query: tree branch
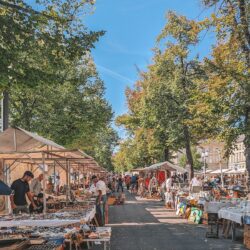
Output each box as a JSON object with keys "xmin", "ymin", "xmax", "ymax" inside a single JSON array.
[{"xmin": 0, "ymin": 0, "xmax": 60, "ymax": 21}]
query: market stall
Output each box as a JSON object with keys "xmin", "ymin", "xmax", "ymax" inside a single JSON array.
[
  {"xmin": 0, "ymin": 204, "xmax": 111, "ymax": 249},
  {"xmin": 0, "ymin": 127, "xmax": 111, "ymax": 249},
  {"xmin": 142, "ymin": 161, "xmax": 186, "ymax": 178},
  {"xmin": 217, "ymin": 202, "xmax": 250, "ymax": 244},
  {"xmin": 174, "ymin": 185, "xmax": 250, "ymax": 248},
  {"xmin": 0, "ymin": 127, "xmax": 105, "ymax": 214},
  {"xmin": 140, "ymin": 161, "xmax": 187, "ymax": 197}
]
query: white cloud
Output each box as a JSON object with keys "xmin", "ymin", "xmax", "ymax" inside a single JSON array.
[{"xmin": 97, "ymin": 64, "xmax": 134, "ymax": 84}]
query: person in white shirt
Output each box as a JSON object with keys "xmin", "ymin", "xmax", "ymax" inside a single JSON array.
[
  {"xmin": 30, "ymin": 174, "xmax": 43, "ymax": 196},
  {"xmin": 54, "ymin": 176, "xmax": 61, "ymax": 195},
  {"xmin": 190, "ymin": 176, "xmax": 202, "ymax": 192},
  {"xmin": 190, "ymin": 176, "xmax": 202, "ymax": 187},
  {"xmin": 149, "ymin": 174, "xmax": 158, "ymax": 197},
  {"xmin": 89, "ymin": 182, "xmax": 98, "ymax": 196},
  {"xmin": 165, "ymin": 176, "xmax": 173, "ymax": 192},
  {"xmin": 92, "ymin": 175, "xmax": 107, "ymax": 226},
  {"xmin": 165, "ymin": 175, "xmax": 174, "ymax": 208}
]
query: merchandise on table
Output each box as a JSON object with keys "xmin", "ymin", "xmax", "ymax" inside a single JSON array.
[{"xmin": 188, "ymin": 207, "xmax": 203, "ymax": 224}]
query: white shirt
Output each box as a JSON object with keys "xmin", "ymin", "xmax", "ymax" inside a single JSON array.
[
  {"xmin": 96, "ymin": 180, "xmax": 107, "ymax": 196},
  {"xmin": 165, "ymin": 178, "xmax": 172, "ymax": 189},
  {"xmin": 150, "ymin": 177, "xmax": 157, "ymax": 187},
  {"xmin": 54, "ymin": 178, "xmax": 61, "ymax": 191},
  {"xmin": 30, "ymin": 178, "xmax": 42, "ymax": 196},
  {"xmin": 191, "ymin": 177, "xmax": 201, "ymax": 187},
  {"xmin": 89, "ymin": 183, "xmax": 98, "ymax": 196}
]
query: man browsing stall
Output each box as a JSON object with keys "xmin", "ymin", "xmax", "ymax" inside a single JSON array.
[{"xmin": 10, "ymin": 171, "xmax": 37, "ymax": 214}]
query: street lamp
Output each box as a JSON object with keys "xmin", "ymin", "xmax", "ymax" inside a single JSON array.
[{"xmin": 201, "ymin": 150, "xmax": 209, "ymax": 179}]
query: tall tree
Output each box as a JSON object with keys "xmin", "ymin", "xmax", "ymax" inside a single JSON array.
[
  {"xmin": 191, "ymin": 0, "xmax": 250, "ymax": 185},
  {"xmin": 0, "ymin": 0, "xmax": 117, "ymax": 169},
  {"xmin": 10, "ymin": 56, "xmax": 118, "ymax": 169},
  {"xmin": 116, "ymin": 12, "xmax": 205, "ymax": 177}
]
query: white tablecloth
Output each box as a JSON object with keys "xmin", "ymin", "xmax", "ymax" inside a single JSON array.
[
  {"xmin": 0, "ymin": 206, "xmax": 96, "ymax": 228},
  {"xmin": 0, "ymin": 219, "xmax": 80, "ymax": 227},
  {"xmin": 204, "ymin": 202, "xmax": 233, "ymax": 213},
  {"xmin": 218, "ymin": 208, "xmax": 245, "ymax": 224}
]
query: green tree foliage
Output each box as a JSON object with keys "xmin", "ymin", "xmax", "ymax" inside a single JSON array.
[
  {"xmin": 190, "ymin": 0, "xmax": 250, "ymax": 183},
  {"xmin": 1, "ymin": 0, "xmax": 117, "ymax": 170},
  {"xmin": 115, "ymin": 12, "xmax": 206, "ymax": 176},
  {"xmin": 91, "ymin": 127, "xmax": 119, "ymax": 171},
  {"xmin": 0, "ymin": 0, "xmax": 103, "ymax": 91},
  {"xmin": 10, "ymin": 56, "xmax": 118, "ymax": 170},
  {"xmin": 115, "ymin": 1, "xmax": 249, "ymax": 180}
]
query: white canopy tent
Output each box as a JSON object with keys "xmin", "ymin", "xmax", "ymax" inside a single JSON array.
[
  {"xmin": 226, "ymin": 168, "xmax": 246, "ymax": 174},
  {"xmin": 210, "ymin": 169, "xmax": 230, "ymax": 174},
  {"xmin": 194, "ymin": 169, "xmax": 214, "ymax": 175},
  {"xmin": 142, "ymin": 161, "xmax": 186, "ymax": 174}
]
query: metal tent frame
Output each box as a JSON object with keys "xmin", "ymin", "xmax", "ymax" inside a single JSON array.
[{"xmin": 0, "ymin": 127, "xmax": 106, "ymax": 214}]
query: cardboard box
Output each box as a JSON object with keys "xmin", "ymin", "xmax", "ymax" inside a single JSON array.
[{"xmin": 107, "ymin": 197, "xmax": 116, "ymax": 205}]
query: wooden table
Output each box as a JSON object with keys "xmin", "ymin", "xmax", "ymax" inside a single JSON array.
[{"xmin": 65, "ymin": 227, "xmax": 111, "ymax": 250}]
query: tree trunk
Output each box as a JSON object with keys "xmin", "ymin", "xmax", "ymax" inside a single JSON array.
[
  {"xmin": 238, "ymin": 0, "xmax": 250, "ymax": 65},
  {"xmin": 246, "ymin": 146, "xmax": 250, "ymax": 192},
  {"xmin": 2, "ymin": 91, "xmax": 9, "ymax": 131},
  {"xmin": 183, "ymin": 126, "xmax": 194, "ymax": 179},
  {"xmin": 245, "ymin": 107, "xmax": 250, "ymax": 192},
  {"xmin": 164, "ymin": 147, "xmax": 169, "ymax": 161}
]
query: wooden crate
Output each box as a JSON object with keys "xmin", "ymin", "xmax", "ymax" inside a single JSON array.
[
  {"xmin": 244, "ymin": 226, "xmax": 250, "ymax": 249},
  {"xmin": 0, "ymin": 239, "xmax": 29, "ymax": 250},
  {"xmin": 202, "ymin": 212, "xmax": 208, "ymax": 225},
  {"xmin": 244, "ymin": 235, "xmax": 250, "ymax": 249},
  {"xmin": 245, "ymin": 225, "xmax": 250, "ymax": 238}
]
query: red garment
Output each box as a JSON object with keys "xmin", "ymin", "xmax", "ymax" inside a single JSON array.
[
  {"xmin": 157, "ymin": 171, "xmax": 166, "ymax": 184},
  {"xmin": 145, "ymin": 178, "xmax": 150, "ymax": 188},
  {"xmin": 125, "ymin": 176, "xmax": 131, "ymax": 184}
]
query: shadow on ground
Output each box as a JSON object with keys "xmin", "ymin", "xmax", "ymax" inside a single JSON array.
[{"xmin": 93, "ymin": 191, "xmax": 246, "ymax": 250}]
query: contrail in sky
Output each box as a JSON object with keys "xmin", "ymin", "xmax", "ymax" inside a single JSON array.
[{"xmin": 96, "ymin": 64, "xmax": 134, "ymax": 84}]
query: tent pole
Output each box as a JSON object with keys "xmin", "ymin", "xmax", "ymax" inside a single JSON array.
[
  {"xmin": 78, "ymin": 164, "xmax": 80, "ymax": 187},
  {"xmin": 42, "ymin": 152, "xmax": 47, "ymax": 215},
  {"xmin": 68, "ymin": 160, "xmax": 71, "ymax": 199},
  {"xmin": 66, "ymin": 160, "xmax": 69, "ymax": 204},
  {"xmin": 3, "ymin": 159, "xmax": 9, "ymax": 214},
  {"xmin": 14, "ymin": 128, "xmax": 17, "ymax": 151},
  {"xmin": 53, "ymin": 160, "xmax": 56, "ymax": 187}
]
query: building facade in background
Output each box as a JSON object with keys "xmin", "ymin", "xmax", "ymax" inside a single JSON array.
[
  {"xmin": 228, "ymin": 135, "xmax": 246, "ymax": 170},
  {"xmin": 198, "ymin": 140, "xmax": 228, "ymax": 170},
  {"xmin": 173, "ymin": 136, "xmax": 246, "ymax": 172}
]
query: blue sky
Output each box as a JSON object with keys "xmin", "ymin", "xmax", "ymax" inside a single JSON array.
[
  {"xmin": 85, "ymin": 0, "xmax": 215, "ymax": 136},
  {"xmin": 29, "ymin": 0, "xmax": 215, "ymax": 137}
]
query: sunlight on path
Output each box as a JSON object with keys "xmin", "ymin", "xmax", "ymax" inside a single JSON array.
[
  {"xmin": 145, "ymin": 206, "xmax": 186, "ymax": 224},
  {"xmin": 107, "ymin": 222, "xmax": 163, "ymax": 226}
]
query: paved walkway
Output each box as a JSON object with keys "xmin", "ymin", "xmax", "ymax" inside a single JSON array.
[{"xmin": 103, "ymin": 191, "xmax": 246, "ymax": 250}]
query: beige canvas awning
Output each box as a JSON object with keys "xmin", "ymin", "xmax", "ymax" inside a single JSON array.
[
  {"xmin": 0, "ymin": 127, "xmax": 106, "ymax": 213},
  {"xmin": 0, "ymin": 127, "xmax": 103, "ymax": 173}
]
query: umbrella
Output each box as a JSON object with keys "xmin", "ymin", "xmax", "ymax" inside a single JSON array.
[{"xmin": 0, "ymin": 180, "xmax": 12, "ymax": 195}]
